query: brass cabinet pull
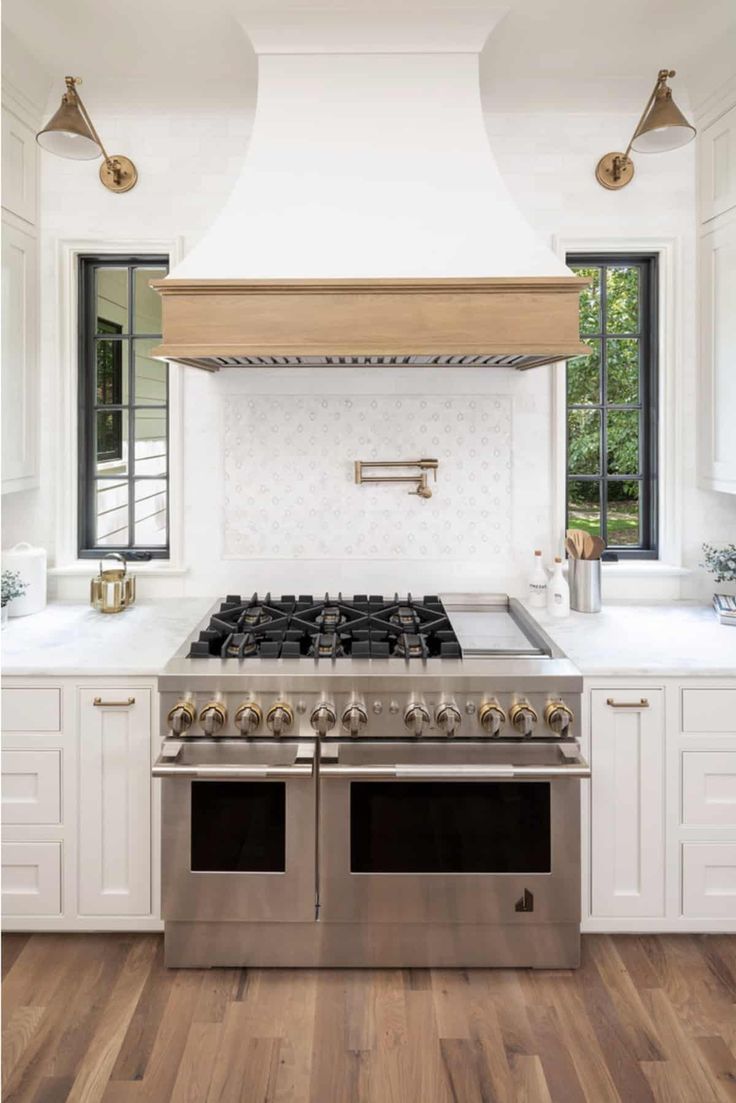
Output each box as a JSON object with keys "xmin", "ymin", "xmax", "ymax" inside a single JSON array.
[
  {"xmin": 93, "ymin": 697, "xmax": 135, "ymax": 707},
  {"xmin": 606, "ymin": 698, "xmax": 649, "ymax": 709}
]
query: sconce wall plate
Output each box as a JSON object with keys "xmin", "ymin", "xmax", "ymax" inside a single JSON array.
[
  {"xmin": 99, "ymin": 155, "xmax": 138, "ymax": 194},
  {"xmin": 595, "ymin": 151, "xmax": 635, "ymax": 191}
]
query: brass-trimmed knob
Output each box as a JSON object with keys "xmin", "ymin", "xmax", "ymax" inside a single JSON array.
[
  {"xmin": 266, "ymin": 702, "xmax": 294, "ymax": 735},
  {"xmin": 478, "ymin": 699, "xmax": 506, "ymax": 737},
  {"xmin": 544, "ymin": 700, "xmax": 574, "ymax": 737},
  {"xmin": 199, "ymin": 700, "xmax": 227, "ymax": 736},
  {"xmin": 404, "ymin": 703, "xmax": 430, "ymax": 737},
  {"xmin": 341, "ymin": 704, "xmax": 368, "ymax": 737},
  {"xmin": 436, "ymin": 702, "xmax": 461, "ymax": 736},
  {"xmin": 234, "ymin": 702, "xmax": 262, "ymax": 736},
  {"xmin": 167, "ymin": 700, "xmax": 196, "ymax": 735},
  {"xmin": 509, "ymin": 700, "xmax": 538, "ymax": 737},
  {"xmin": 311, "ymin": 703, "xmax": 337, "ymax": 735}
]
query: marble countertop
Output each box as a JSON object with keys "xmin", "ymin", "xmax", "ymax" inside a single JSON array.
[
  {"xmin": 524, "ymin": 601, "xmax": 736, "ymax": 677},
  {"xmin": 1, "ymin": 599, "xmax": 214, "ymax": 676}
]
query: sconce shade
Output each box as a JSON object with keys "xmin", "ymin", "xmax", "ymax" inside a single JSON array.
[
  {"xmin": 36, "ymin": 94, "xmax": 101, "ymax": 160},
  {"xmin": 629, "ymin": 85, "xmax": 695, "ymax": 153}
]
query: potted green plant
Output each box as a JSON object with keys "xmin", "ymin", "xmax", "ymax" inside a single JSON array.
[
  {"xmin": 1, "ymin": 569, "xmax": 28, "ymax": 628},
  {"xmin": 702, "ymin": 543, "xmax": 736, "ymax": 625}
]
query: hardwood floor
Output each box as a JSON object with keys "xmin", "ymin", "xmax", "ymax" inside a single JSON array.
[{"xmin": 3, "ymin": 933, "xmax": 736, "ymax": 1102}]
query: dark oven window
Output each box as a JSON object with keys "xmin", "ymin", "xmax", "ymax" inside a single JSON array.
[
  {"xmin": 191, "ymin": 782, "xmax": 286, "ymax": 872},
  {"xmin": 350, "ymin": 781, "xmax": 550, "ymax": 874}
]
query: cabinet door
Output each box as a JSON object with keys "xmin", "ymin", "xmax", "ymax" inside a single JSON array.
[
  {"xmin": 591, "ymin": 689, "xmax": 665, "ymax": 917},
  {"xmin": 1, "ymin": 107, "xmax": 38, "ymax": 224},
  {"xmin": 1, "ymin": 217, "xmax": 38, "ymax": 494},
  {"xmin": 699, "ymin": 104, "xmax": 736, "ymax": 224},
  {"xmin": 699, "ymin": 216, "xmax": 736, "ymax": 494},
  {"xmin": 78, "ymin": 689, "xmax": 151, "ymax": 915}
]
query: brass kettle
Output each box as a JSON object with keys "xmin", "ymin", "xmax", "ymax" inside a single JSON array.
[{"xmin": 90, "ymin": 553, "xmax": 136, "ymax": 614}]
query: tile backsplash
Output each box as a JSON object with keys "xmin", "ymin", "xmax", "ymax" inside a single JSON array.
[{"xmin": 223, "ymin": 394, "xmax": 512, "ymax": 561}]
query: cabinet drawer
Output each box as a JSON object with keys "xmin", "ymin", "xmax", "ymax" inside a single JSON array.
[
  {"xmin": 683, "ymin": 752, "xmax": 736, "ymax": 826},
  {"xmin": 682, "ymin": 843, "xmax": 736, "ymax": 918},
  {"xmin": 2, "ymin": 842, "xmax": 61, "ymax": 915},
  {"xmin": 1, "ymin": 688, "xmax": 61, "ymax": 732},
  {"xmin": 1, "ymin": 750, "xmax": 61, "ymax": 824},
  {"xmin": 682, "ymin": 689, "xmax": 736, "ymax": 733}
]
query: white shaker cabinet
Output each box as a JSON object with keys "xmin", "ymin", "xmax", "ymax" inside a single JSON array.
[
  {"xmin": 78, "ymin": 689, "xmax": 152, "ymax": 916},
  {"xmin": 590, "ymin": 689, "xmax": 665, "ymax": 917},
  {"xmin": 1, "ymin": 677, "xmax": 161, "ymax": 931}
]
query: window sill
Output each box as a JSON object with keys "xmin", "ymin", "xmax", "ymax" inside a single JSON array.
[
  {"xmin": 600, "ymin": 561, "xmax": 690, "ymax": 579},
  {"xmin": 49, "ymin": 562, "xmax": 189, "ymax": 578}
]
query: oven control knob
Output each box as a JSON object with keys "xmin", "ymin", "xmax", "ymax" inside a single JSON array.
[
  {"xmin": 199, "ymin": 701, "xmax": 227, "ymax": 736},
  {"xmin": 545, "ymin": 700, "xmax": 574, "ymax": 737},
  {"xmin": 509, "ymin": 701, "xmax": 538, "ymax": 738},
  {"xmin": 266, "ymin": 702, "xmax": 294, "ymax": 736},
  {"xmin": 404, "ymin": 703, "xmax": 430, "ymax": 737},
  {"xmin": 436, "ymin": 703, "xmax": 462, "ymax": 737},
  {"xmin": 478, "ymin": 700, "xmax": 506, "ymax": 737},
  {"xmin": 234, "ymin": 702, "xmax": 262, "ymax": 736},
  {"xmin": 310, "ymin": 703, "xmax": 337, "ymax": 735},
  {"xmin": 341, "ymin": 704, "xmax": 368, "ymax": 737},
  {"xmin": 167, "ymin": 700, "xmax": 195, "ymax": 735}
]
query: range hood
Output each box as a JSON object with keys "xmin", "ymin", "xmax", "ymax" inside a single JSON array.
[{"xmin": 152, "ymin": 6, "xmax": 588, "ymax": 370}]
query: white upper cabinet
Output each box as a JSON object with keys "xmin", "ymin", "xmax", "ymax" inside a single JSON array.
[
  {"xmin": 698, "ymin": 95, "xmax": 736, "ymax": 495},
  {"xmin": 699, "ymin": 104, "xmax": 736, "ymax": 225},
  {"xmin": 1, "ymin": 107, "xmax": 38, "ymax": 225},
  {"xmin": 1, "ymin": 101, "xmax": 40, "ymax": 496},
  {"xmin": 699, "ymin": 214, "xmax": 736, "ymax": 494}
]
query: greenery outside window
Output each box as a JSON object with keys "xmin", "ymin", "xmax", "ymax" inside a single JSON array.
[
  {"xmin": 78, "ymin": 255, "xmax": 170, "ymax": 558},
  {"xmin": 566, "ymin": 254, "xmax": 658, "ymax": 558}
]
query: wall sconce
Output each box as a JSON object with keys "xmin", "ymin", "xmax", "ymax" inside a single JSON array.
[
  {"xmin": 36, "ymin": 76, "xmax": 138, "ymax": 193},
  {"xmin": 595, "ymin": 69, "xmax": 696, "ymax": 190},
  {"xmin": 355, "ymin": 458, "xmax": 439, "ymax": 499}
]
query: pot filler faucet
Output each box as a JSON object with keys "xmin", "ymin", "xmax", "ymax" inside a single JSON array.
[{"xmin": 354, "ymin": 458, "xmax": 439, "ymax": 499}]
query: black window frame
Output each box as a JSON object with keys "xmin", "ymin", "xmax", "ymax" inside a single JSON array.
[
  {"xmin": 566, "ymin": 252, "xmax": 659, "ymax": 559},
  {"xmin": 78, "ymin": 254, "xmax": 170, "ymax": 560}
]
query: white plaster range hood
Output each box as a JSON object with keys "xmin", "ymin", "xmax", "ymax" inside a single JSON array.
[{"xmin": 152, "ymin": 5, "xmax": 588, "ymax": 370}]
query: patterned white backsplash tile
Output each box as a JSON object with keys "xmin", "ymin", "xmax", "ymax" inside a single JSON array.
[{"xmin": 223, "ymin": 394, "xmax": 512, "ymax": 561}]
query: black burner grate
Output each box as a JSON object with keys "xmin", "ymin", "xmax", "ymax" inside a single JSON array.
[{"xmin": 188, "ymin": 592, "xmax": 461, "ymax": 661}]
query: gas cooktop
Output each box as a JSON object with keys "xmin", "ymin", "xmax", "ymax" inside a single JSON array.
[{"xmin": 188, "ymin": 593, "xmax": 461, "ymax": 660}]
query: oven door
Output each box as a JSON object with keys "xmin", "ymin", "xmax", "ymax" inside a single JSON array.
[
  {"xmin": 319, "ymin": 741, "xmax": 590, "ymax": 926},
  {"xmin": 153, "ymin": 740, "xmax": 316, "ymax": 923}
]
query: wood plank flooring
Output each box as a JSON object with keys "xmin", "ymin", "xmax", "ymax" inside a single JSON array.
[{"xmin": 3, "ymin": 933, "xmax": 736, "ymax": 1103}]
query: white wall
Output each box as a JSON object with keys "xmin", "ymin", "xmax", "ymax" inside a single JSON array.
[{"xmin": 3, "ymin": 44, "xmax": 734, "ymax": 600}]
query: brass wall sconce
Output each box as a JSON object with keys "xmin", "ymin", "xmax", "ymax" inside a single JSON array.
[
  {"xmin": 354, "ymin": 458, "xmax": 439, "ymax": 499},
  {"xmin": 595, "ymin": 69, "xmax": 696, "ymax": 190},
  {"xmin": 36, "ymin": 76, "xmax": 138, "ymax": 193}
]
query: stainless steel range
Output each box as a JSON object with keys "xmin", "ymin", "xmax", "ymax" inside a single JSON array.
[{"xmin": 155, "ymin": 593, "xmax": 588, "ymax": 968}]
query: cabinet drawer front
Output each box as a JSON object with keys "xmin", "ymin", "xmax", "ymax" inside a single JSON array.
[
  {"xmin": 682, "ymin": 689, "xmax": 736, "ymax": 733},
  {"xmin": 1, "ymin": 750, "xmax": 61, "ymax": 824},
  {"xmin": 682, "ymin": 843, "xmax": 736, "ymax": 919},
  {"xmin": 683, "ymin": 752, "xmax": 736, "ymax": 826},
  {"xmin": 2, "ymin": 842, "xmax": 61, "ymax": 915},
  {"xmin": 1, "ymin": 688, "xmax": 61, "ymax": 732}
]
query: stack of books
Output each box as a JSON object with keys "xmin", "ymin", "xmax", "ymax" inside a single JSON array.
[{"xmin": 713, "ymin": 594, "xmax": 736, "ymax": 626}]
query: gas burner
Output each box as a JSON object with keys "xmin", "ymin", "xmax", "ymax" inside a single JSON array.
[
  {"xmin": 389, "ymin": 605, "xmax": 421, "ymax": 631},
  {"xmin": 314, "ymin": 605, "xmax": 346, "ymax": 631},
  {"xmin": 187, "ymin": 593, "xmax": 461, "ymax": 660}
]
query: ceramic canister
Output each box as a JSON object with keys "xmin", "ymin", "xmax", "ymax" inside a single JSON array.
[{"xmin": 2, "ymin": 542, "xmax": 47, "ymax": 616}]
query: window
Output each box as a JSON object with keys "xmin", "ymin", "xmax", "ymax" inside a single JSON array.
[
  {"xmin": 566, "ymin": 254, "xmax": 658, "ymax": 558},
  {"xmin": 78, "ymin": 255, "xmax": 169, "ymax": 558}
]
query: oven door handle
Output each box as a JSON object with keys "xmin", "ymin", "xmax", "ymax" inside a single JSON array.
[
  {"xmin": 151, "ymin": 761, "xmax": 314, "ymax": 779},
  {"xmin": 319, "ymin": 759, "xmax": 590, "ymax": 780}
]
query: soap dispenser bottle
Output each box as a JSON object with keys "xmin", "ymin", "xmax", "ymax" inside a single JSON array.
[
  {"xmin": 546, "ymin": 556, "xmax": 570, "ymax": 618},
  {"xmin": 528, "ymin": 549, "xmax": 548, "ymax": 608}
]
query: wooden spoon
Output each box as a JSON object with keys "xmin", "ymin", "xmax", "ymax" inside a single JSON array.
[
  {"xmin": 587, "ymin": 534, "xmax": 606, "ymax": 560},
  {"xmin": 566, "ymin": 528, "xmax": 586, "ymax": 558},
  {"xmin": 565, "ymin": 537, "xmax": 579, "ymax": 559}
]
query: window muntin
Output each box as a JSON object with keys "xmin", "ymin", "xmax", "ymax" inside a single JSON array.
[
  {"xmin": 566, "ymin": 254, "xmax": 658, "ymax": 558},
  {"xmin": 79, "ymin": 256, "xmax": 169, "ymax": 558}
]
